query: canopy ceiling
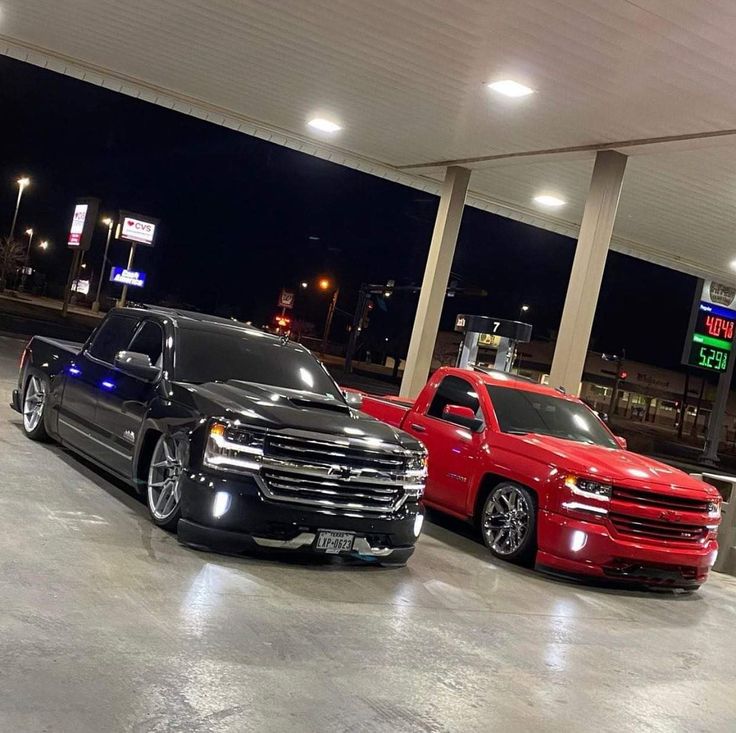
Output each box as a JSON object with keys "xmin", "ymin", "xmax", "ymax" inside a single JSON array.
[{"xmin": 3, "ymin": 0, "xmax": 736, "ymax": 281}]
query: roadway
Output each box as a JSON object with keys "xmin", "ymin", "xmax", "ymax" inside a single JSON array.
[{"xmin": 1, "ymin": 333, "xmax": 735, "ymax": 732}]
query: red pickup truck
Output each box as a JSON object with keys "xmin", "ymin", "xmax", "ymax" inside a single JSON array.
[{"xmin": 356, "ymin": 367, "xmax": 722, "ymax": 589}]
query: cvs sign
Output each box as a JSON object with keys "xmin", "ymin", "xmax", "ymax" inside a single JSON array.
[{"xmin": 117, "ymin": 210, "xmax": 159, "ymax": 247}]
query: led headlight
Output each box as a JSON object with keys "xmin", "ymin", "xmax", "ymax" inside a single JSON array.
[
  {"xmin": 404, "ymin": 450, "xmax": 428, "ymax": 500},
  {"xmin": 564, "ymin": 475, "xmax": 612, "ymax": 501},
  {"xmin": 707, "ymin": 500, "xmax": 721, "ymax": 519},
  {"xmin": 203, "ymin": 421, "xmax": 264, "ymax": 473}
]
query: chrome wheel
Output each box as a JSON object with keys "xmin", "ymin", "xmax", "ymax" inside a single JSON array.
[
  {"xmin": 23, "ymin": 376, "xmax": 47, "ymax": 433},
  {"xmin": 147, "ymin": 435, "xmax": 187, "ymax": 522},
  {"xmin": 482, "ymin": 484, "xmax": 531, "ymax": 556}
]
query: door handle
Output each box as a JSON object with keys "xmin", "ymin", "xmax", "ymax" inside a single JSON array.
[{"xmin": 410, "ymin": 423, "xmax": 426, "ymax": 433}]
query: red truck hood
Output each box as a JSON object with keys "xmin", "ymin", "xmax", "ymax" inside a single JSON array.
[{"xmin": 513, "ymin": 434, "xmax": 718, "ymax": 497}]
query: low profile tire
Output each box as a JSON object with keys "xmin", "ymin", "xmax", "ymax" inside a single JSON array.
[
  {"xmin": 480, "ymin": 481, "xmax": 537, "ymax": 566},
  {"xmin": 22, "ymin": 374, "xmax": 50, "ymax": 442},
  {"xmin": 146, "ymin": 433, "xmax": 188, "ymax": 532}
]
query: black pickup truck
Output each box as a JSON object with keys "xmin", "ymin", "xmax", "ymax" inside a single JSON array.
[{"xmin": 12, "ymin": 306, "xmax": 427, "ymax": 565}]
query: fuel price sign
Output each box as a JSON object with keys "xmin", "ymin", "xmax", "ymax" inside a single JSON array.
[{"xmin": 683, "ymin": 284, "xmax": 736, "ymax": 373}]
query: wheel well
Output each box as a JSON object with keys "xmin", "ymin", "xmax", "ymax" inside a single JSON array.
[
  {"xmin": 135, "ymin": 429, "xmax": 162, "ymax": 493},
  {"xmin": 472, "ymin": 473, "xmax": 538, "ymax": 526}
]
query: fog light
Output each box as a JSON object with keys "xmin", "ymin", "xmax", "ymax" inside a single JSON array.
[
  {"xmin": 212, "ymin": 491, "xmax": 231, "ymax": 518},
  {"xmin": 570, "ymin": 529, "xmax": 587, "ymax": 552},
  {"xmin": 414, "ymin": 513, "xmax": 424, "ymax": 537}
]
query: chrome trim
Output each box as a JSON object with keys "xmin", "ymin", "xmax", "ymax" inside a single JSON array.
[
  {"xmin": 252, "ymin": 532, "xmax": 316, "ymax": 549},
  {"xmin": 352, "ymin": 537, "xmax": 393, "ymax": 556},
  {"xmin": 257, "ymin": 474, "xmax": 405, "ymax": 513},
  {"xmin": 59, "ymin": 418, "xmax": 132, "ymax": 460}
]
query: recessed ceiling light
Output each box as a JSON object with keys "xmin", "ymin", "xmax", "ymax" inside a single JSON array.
[
  {"xmin": 307, "ymin": 118, "xmax": 342, "ymax": 133},
  {"xmin": 534, "ymin": 194, "xmax": 566, "ymax": 207},
  {"xmin": 487, "ymin": 80, "xmax": 534, "ymax": 98},
  {"xmin": 729, "ymin": 259, "xmax": 736, "ymax": 271}
]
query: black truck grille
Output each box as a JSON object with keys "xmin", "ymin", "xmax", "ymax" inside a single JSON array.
[{"xmin": 259, "ymin": 432, "xmax": 424, "ymax": 514}]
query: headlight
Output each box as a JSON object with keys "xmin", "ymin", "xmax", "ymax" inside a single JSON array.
[
  {"xmin": 203, "ymin": 421, "xmax": 264, "ymax": 473},
  {"xmin": 707, "ymin": 500, "xmax": 721, "ymax": 520},
  {"xmin": 404, "ymin": 450, "xmax": 428, "ymax": 500},
  {"xmin": 564, "ymin": 475, "xmax": 612, "ymax": 502}
]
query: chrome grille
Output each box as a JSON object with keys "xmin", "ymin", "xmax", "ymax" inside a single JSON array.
[
  {"xmin": 265, "ymin": 433, "xmax": 408, "ymax": 471},
  {"xmin": 259, "ymin": 432, "xmax": 424, "ymax": 513}
]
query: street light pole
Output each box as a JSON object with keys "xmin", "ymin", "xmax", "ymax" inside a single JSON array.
[
  {"xmin": 92, "ymin": 218, "xmax": 114, "ymax": 313},
  {"xmin": 9, "ymin": 177, "xmax": 30, "ymax": 240},
  {"xmin": 19, "ymin": 228, "xmax": 33, "ymax": 291},
  {"xmin": 320, "ymin": 287, "xmax": 340, "ymax": 357},
  {"xmin": 118, "ymin": 243, "xmax": 137, "ymax": 308}
]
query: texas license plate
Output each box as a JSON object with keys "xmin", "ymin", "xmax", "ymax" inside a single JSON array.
[{"xmin": 316, "ymin": 531, "xmax": 355, "ymax": 554}]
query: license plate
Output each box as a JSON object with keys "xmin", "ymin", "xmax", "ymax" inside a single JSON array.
[{"xmin": 316, "ymin": 531, "xmax": 355, "ymax": 554}]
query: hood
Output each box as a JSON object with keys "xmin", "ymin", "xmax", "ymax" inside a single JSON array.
[
  {"xmin": 171, "ymin": 379, "xmax": 422, "ymax": 450},
  {"xmin": 512, "ymin": 433, "xmax": 719, "ymax": 497}
]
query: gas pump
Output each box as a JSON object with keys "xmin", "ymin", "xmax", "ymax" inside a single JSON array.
[{"xmin": 454, "ymin": 314, "xmax": 533, "ymax": 372}]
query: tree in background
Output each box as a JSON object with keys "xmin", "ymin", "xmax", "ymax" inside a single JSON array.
[{"xmin": 0, "ymin": 237, "xmax": 25, "ymax": 292}]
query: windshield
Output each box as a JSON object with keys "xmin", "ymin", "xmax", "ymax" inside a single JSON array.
[
  {"xmin": 174, "ymin": 325, "xmax": 344, "ymax": 401},
  {"xmin": 486, "ymin": 385, "xmax": 618, "ymax": 448}
]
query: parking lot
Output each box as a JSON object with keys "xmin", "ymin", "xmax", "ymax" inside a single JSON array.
[{"xmin": 1, "ymin": 333, "xmax": 735, "ymax": 733}]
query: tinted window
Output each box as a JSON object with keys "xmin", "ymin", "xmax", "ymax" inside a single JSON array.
[
  {"xmin": 174, "ymin": 325, "xmax": 344, "ymax": 400},
  {"xmin": 128, "ymin": 321, "xmax": 164, "ymax": 368},
  {"xmin": 88, "ymin": 315, "xmax": 139, "ymax": 364},
  {"xmin": 486, "ymin": 385, "xmax": 617, "ymax": 448},
  {"xmin": 428, "ymin": 376, "xmax": 482, "ymax": 422}
]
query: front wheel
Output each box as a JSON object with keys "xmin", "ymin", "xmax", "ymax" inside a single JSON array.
[
  {"xmin": 22, "ymin": 374, "xmax": 50, "ymax": 441},
  {"xmin": 480, "ymin": 482, "xmax": 537, "ymax": 566},
  {"xmin": 147, "ymin": 433, "xmax": 188, "ymax": 531}
]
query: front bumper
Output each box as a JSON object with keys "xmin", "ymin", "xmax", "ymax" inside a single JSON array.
[
  {"xmin": 177, "ymin": 470, "xmax": 421, "ymax": 563},
  {"xmin": 537, "ymin": 510, "xmax": 718, "ymax": 589}
]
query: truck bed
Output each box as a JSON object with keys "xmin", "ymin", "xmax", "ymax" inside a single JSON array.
[
  {"xmin": 358, "ymin": 392, "xmax": 414, "ymax": 429},
  {"xmin": 31, "ymin": 336, "xmax": 83, "ymax": 354}
]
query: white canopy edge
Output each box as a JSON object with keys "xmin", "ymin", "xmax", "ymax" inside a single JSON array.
[{"xmin": 0, "ymin": 36, "xmax": 718, "ymax": 286}]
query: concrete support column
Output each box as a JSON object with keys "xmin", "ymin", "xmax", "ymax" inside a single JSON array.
[
  {"xmin": 549, "ymin": 151, "xmax": 627, "ymax": 394},
  {"xmin": 400, "ymin": 166, "xmax": 471, "ymax": 397}
]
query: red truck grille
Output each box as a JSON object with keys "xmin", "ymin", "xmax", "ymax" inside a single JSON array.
[
  {"xmin": 609, "ymin": 513, "xmax": 708, "ymax": 543},
  {"xmin": 611, "ymin": 487, "xmax": 710, "ymax": 513}
]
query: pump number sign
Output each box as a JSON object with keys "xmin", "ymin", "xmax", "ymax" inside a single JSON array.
[{"xmin": 683, "ymin": 281, "xmax": 736, "ymax": 373}]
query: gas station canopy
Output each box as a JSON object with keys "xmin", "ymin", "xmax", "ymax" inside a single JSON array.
[{"xmin": 3, "ymin": 1, "xmax": 736, "ymax": 282}]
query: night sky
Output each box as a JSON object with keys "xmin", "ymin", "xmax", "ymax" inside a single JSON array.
[{"xmin": 0, "ymin": 55, "xmax": 697, "ymax": 369}]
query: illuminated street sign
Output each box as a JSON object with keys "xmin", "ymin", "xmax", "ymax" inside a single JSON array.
[
  {"xmin": 278, "ymin": 289, "xmax": 295, "ymax": 309},
  {"xmin": 72, "ymin": 279, "xmax": 90, "ymax": 295},
  {"xmin": 110, "ymin": 266, "xmax": 146, "ymax": 288},
  {"xmin": 67, "ymin": 198, "xmax": 99, "ymax": 250},
  {"xmin": 683, "ymin": 281, "xmax": 736, "ymax": 373},
  {"xmin": 117, "ymin": 210, "xmax": 158, "ymax": 247}
]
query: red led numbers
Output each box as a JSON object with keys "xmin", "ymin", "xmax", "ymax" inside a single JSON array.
[{"xmin": 704, "ymin": 314, "xmax": 735, "ymax": 340}]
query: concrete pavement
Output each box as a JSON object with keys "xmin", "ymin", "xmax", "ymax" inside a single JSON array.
[{"xmin": 1, "ymin": 334, "xmax": 735, "ymax": 732}]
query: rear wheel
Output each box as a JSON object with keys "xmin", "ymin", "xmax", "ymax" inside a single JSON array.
[
  {"xmin": 147, "ymin": 434, "xmax": 188, "ymax": 531},
  {"xmin": 22, "ymin": 375, "xmax": 50, "ymax": 441},
  {"xmin": 480, "ymin": 482, "xmax": 537, "ymax": 566}
]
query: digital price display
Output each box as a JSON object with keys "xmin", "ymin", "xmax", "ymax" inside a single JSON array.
[{"xmin": 685, "ymin": 302, "xmax": 735, "ymax": 373}]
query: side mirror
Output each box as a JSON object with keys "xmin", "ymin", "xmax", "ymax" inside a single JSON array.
[
  {"xmin": 615, "ymin": 435, "xmax": 628, "ymax": 450},
  {"xmin": 343, "ymin": 390, "xmax": 364, "ymax": 409},
  {"xmin": 114, "ymin": 351, "xmax": 160, "ymax": 381},
  {"xmin": 442, "ymin": 404, "xmax": 484, "ymax": 432}
]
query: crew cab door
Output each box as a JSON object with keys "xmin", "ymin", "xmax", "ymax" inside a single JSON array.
[
  {"xmin": 58, "ymin": 313, "xmax": 140, "ymax": 465},
  {"xmin": 402, "ymin": 375, "xmax": 484, "ymax": 516},
  {"xmin": 95, "ymin": 319, "xmax": 165, "ymax": 477}
]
